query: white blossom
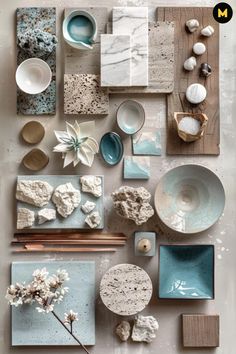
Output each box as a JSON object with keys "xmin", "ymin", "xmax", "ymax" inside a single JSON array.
[{"xmin": 64, "ymin": 310, "xmax": 78, "ymax": 324}]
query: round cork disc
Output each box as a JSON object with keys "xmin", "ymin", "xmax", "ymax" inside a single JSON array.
[
  {"xmin": 100, "ymin": 264, "xmax": 153, "ymax": 316},
  {"xmin": 22, "ymin": 148, "xmax": 49, "ymax": 171},
  {"xmin": 21, "ymin": 121, "xmax": 45, "ymax": 144}
]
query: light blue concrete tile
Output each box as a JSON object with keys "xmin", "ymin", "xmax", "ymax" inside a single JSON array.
[
  {"xmin": 124, "ymin": 156, "xmax": 150, "ymax": 179},
  {"xmin": 11, "ymin": 261, "xmax": 95, "ymax": 346},
  {"xmin": 132, "ymin": 130, "xmax": 162, "ymax": 155},
  {"xmin": 16, "ymin": 175, "xmax": 104, "ymax": 229},
  {"xmin": 134, "ymin": 231, "xmax": 156, "ymax": 256}
]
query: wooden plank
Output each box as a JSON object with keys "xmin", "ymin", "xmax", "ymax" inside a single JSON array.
[
  {"xmin": 156, "ymin": 7, "xmax": 220, "ymax": 155},
  {"xmin": 182, "ymin": 314, "xmax": 220, "ymax": 347}
]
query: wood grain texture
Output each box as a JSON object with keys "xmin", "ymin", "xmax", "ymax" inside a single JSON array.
[
  {"xmin": 156, "ymin": 7, "xmax": 219, "ymax": 155},
  {"xmin": 182, "ymin": 314, "xmax": 220, "ymax": 347}
]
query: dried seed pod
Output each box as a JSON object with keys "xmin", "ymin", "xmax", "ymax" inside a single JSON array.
[
  {"xmin": 186, "ymin": 19, "xmax": 199, "ymax": 33},
  {"xmin": 200, "ymin": 63, "xmax": 212, "ymax": 77}
]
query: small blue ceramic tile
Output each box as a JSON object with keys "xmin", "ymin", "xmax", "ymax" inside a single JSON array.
[
  {"xmin": 16, "ymin": 8, "xmax": 56, "ymax": 115},
  {"xmin": 132, "ymin": 130, "xmax": 161, "ymax": 155},
  {"xmin": 134, "ymin": 232, "xmax": 156, "ymax": 257},
  {"xmin": 16, "ymin": 175, "xmax": 104, "ymax": 230},
  {"xmin": 159, "ymin": 245, "xmax": 214, "ymax": 299},
  {"xmin": 11, "ymin": 261, "xmax": 95, "ymax": 346},
  {"xmin": 124, "ymin": 156, "xmax": 150, "ymax": 179}
]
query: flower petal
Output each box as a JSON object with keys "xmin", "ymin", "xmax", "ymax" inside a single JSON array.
[
  {"xmin": 84, "ymin": 137, "xmax": 99, "ymax": 153},
  {"xmin": 54, "ymin": 130, "xmax": 70, "ymax": 143},
  {"xmin": 74, "ymin": 121, "xmax": 81, "ymax": 136},
  {"xmin": 53, "ymin": 143, "xmax": 70, "ymax": 153},
  {"xmin": 79, "ymin": 145, "xmax": 95, "ymax": 167},
  {"xmin": 63, "ymin": 150, "xmax": 76, "ymax": 168},
  {"xmin": 79, "ymin": 121, "xmax": 95, "ymax": 138},
  {"xmin": 66, "ymin": 122, "xmax": 78, "ymax": 139}
]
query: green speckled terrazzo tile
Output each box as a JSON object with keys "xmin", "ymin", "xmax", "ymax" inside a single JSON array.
[
  {"xmin": 11, "ymin": 261, "xmax": 95, "ymax": 346},
  {"xmin": 16, "ymin": 8, "xmax": 56, "ymax": 115}
]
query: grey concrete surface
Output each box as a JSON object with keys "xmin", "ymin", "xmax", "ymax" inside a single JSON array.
[{"xmin": 0, "ymin": 0, "xmax": 235, "ymax": 353}]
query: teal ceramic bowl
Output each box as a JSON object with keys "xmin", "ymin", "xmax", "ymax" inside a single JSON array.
[
  {"xmin": 100, "ymin": 132, "xmax": 123, "ymax": 166},
  {"xmin": 63, "ymin": 10, "xmax": 97, "ymax": 50},
  {"xmin": 154, "ymin": 165, "xmax": 225, "ymax": 234},
  {"xmin": 159, "ymin": 245, "xmax": 214, "ymax": 299},
  {"xmin": 117, "ymin": 100, "xmax": 145, "ymax": 135}
]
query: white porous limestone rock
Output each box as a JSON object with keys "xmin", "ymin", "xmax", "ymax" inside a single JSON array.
[
  {"xmin": 131, "ymin": 315, "xmax": 159, "ymax": 343},
  {"xmin": 111, "ymin": 186, "xmax": 154, "ymax": 225},
  {"xmin": 16, "ymin": 180, "xmax": 53, "ymax": 207},
  {"xmin": 115, "ymin": 321, "xmax": 131, "ymax": 342},
  {"xmin": 80, "ymin": 175, "xmax": 102, "ymax": 197},
  {"xmin": 38, "ymin": 208, "xmax": 56, "ymax": 224},
  {"xmin": 186, "ymin": 19, "xmax": 199, "ymax": 33},
  {"xmin": 193, "ymin": 42, "xmax": 206, "ymax": 55},
  {"xmin": 183, "ymin": 56, "xmax": 197, "ymax": 71},
  {"xmin": 81, "ymin": 201, "xmax": 96, "ymax": 214},
  {"xmin": 17, "ymin": 208, "xmax": 35, "ymax": 229},
  {"xmin": 201, "ymin": 25, "xmax": 214, "ymax": 37},
  {"xmin": 52, "ymin": 183, "xmax": 81, "ymax": 218},
  {"xmin": 85, "ymin": 211, "xmax": 101, "ymax": 228}
]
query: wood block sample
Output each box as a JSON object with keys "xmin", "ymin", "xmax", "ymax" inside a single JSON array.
[
  {"xmin": 182, "ymin": 314, "xmax": 219, "ymax": 347},
  {"xmin": 156, "ymin": 7, "xmax": 220, "ymax": 155}
]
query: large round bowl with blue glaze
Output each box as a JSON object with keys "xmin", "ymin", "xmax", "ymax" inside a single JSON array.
[{"xmin": 154, "ymin": 165, "xmax": 225, "ymax": 234}]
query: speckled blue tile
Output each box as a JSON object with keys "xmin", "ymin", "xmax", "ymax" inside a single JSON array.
[
  {"xmin": 124, "ymin": 156, "xmax": 150, "ymax": 179},
  {"xmin": 16, "ymin": 8, "xmax": 56, "ymax": 115},
  {"xmin": 132, "ymin": 130, "xmax": 162, "ymax": 155},
  {"xmin": 134, "ymin": 231, "xmax": 156, "ymax": 257},
  {"xmin": 11, "ymin": 261, "xmax": 95, "ymax": 345}
]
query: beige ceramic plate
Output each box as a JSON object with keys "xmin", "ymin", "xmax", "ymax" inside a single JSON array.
[
  {"xmin": 21, "ymin": 121, "xmax": 45, "ymax": 144},
  {"xmin": 22, "ymin": 148, "xmax": 49, "ymax": 171}
]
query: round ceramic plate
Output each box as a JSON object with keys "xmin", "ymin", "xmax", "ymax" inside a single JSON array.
[
  {"xmin": 21, "ymin": 121, "xmax": 45, "ymax": 144},
  {"xmin": 154, "ymin": 164, "xmax": 225, "ymax": 234},
  {"xmin": 22, "ymin": 148, "xmax": 49, "ymax": 171},
  {"xmin": 117, "ymin": 100, "xmax": 145, "ymax": 135},
  {"xmin": 100, "ymin": 132, "xmax": 123, "ymax": 166}
]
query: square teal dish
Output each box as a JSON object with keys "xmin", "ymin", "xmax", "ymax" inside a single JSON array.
[{"xmin": 159, "ymin": 245, "xmax": 214, "ymax": 299}]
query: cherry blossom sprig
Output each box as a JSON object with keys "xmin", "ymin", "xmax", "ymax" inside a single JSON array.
[{"xmin": 6, "ymin": 268, "xmax": 90, "ymax": 354}]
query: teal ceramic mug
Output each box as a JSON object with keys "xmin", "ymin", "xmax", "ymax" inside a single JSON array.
[{"xmin": 63, "ymin": 10, "xmax": 97, "ymax": 50}]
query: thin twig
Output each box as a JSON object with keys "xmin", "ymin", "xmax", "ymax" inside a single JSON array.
[{"xmin": 51, "ymin": 311, "xmax": 90, "ymax": 354}]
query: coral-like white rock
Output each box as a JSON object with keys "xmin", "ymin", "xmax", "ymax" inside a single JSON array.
[
  {"xmin": 201, "ymin": 25, "xmax": 214, "ymax": 37},
  {"xmin": 80, "ymin": 176, "xmax": 102, "ymax": 197},
  {"xmin": 38, "ymin": 208, "xmax": 56, "ymax": 224},
  {"xmin": 17, "ymin": 208, "xmax": 35, "ymax": 229},
  {"xmin": 186, "ymin": 19, "xmax": 199, "ymax": 33},
  {"xmin": 85, "ymin": 211, "xmax": 101, "ymax": 228},
  {"xmin": 115, "ymin": 321, "xmax": 131, "ymax": 342},
  {"xmin": 131, "ymin": 315, "xmax": 159, "ymax": 343},
  {"xmin": 186, "ymin": 83, "xmax": 207, "ymax": 104},
  {"xmin": 16, "ymin": 180, "xmax": 53, "ymax": 207},
  {"xmin": 52, "ymin": 183, "xmax": 81, "ymax": 218},
  {"xmin": 193, "ymin": 42, "xmax": 206, "ymax": 55},
  {"xmin": 111, "ymin": 186, "xmax": 154, "ymax": 225},
  {"xmin": 81, "ymin": 201, "xmax": 96, "ymax": 214},
  {"xmin": 183, "ymin": 56, "xmax": 197, "ymax": 71}
]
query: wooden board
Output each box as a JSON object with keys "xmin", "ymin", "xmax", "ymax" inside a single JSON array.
[
  {"xmin": 16, "ymin": 8, "xmax": 56, "ymax": 115},
  {"xmin": 108, "ymin": 21, "xmax": 175, "ymax": 94},
  {"xmin": 156, "ymin": 7, "xmax": 220, "ymax": 155},
  {"xmin": 182, "ymin": 314, "xmax": 219, "ymax": 347}
]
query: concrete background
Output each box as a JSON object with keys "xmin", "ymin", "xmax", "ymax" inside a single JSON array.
[{"xmin": 0, "ymin": 0, "xmax": 235, "ymax": 353}]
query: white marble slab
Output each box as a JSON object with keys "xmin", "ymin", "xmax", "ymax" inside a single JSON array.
[
  {"xmin": 112, "ymin": 7, "xmax": 148, "ymax": 86},
  {"xmin": 100, "ymin": 34, "xmax": 131, "ymax": 87}
]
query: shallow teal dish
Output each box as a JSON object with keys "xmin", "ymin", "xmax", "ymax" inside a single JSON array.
[
  {"xmin": 159, "ymin": 245, "xmax": 214, "ymax": 299},
  {"xmin": 100, "ymin": 132, "xmax": 123, "ymax": 166},
  {"xmin": 63, "ymin": 10, "xmax": 97, "ymax": 50},
  {"xmin": 154, "ymin": 165, "xmax": 225, "ymax": 234}
]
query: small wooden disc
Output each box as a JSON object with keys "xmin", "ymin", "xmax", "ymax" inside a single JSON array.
[
  {"xmin": 22, "ymin": 148, "xmax": 49, "ymax": 171},
  {"xmin": 21, "ymin": 121, "xmax": 45, "ymax": 144}
]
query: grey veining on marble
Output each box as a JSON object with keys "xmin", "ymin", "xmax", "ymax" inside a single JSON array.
[
  {"xmin": 64, "ymin": 7, "xmax": 109, "ymax": 75},
  {"xmin": 100, "ymin": 34, "xmax": 131, "ymax": 86},
  {"xmin": 64, "ymin": 74, "xmax": 109, "ymax": 115},
  {"xmin": 100, "ymin": 264, "xmax": 153, "ymax": 316},
  {"xmin": 109, "ymin": 21, "xmax": 175, "ymax": 93},
  {"xmin": 112, "ymin": 7, "xmax": 148, "ymax": 86}
]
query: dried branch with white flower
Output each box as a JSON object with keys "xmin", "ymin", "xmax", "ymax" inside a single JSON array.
[{"xmin": 6, "ymin": 268, "xmax": 89, "ymax": 354}]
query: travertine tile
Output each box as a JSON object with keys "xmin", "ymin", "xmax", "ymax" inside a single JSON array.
[
  {"xmin": 64, "ymin": 74, "xmax": 109, "ymax": 115},
  {"xmin": 113, "ymin": 7, "xmax": 148, "ymax": 86},
  {"xmin": 101, "ymin": 34, "xmax": 131, "ymax": 87}
]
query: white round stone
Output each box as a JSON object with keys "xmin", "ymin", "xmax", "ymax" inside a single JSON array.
[
  {"xmin": 193, "ymin": 42, "xmax": 206, "ymax": 55},
  {"xmin": 100, "ymin": 264, "xmax": 153, "ymax": 316},
  {"xmin": 184, "ymin": 56, "xmax": 197, "ymax": 71},
  {"xmin": 186, "ymin": 83, "xmax": 207, "ymax": 104}
]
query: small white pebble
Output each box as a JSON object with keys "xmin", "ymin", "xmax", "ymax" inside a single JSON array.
[
  {"xmin": 178, "ymin": 117, "xmax": 201, "ymax": 135},
  {"xmin": 193, "ymin": 42, "xmax": 206, "ymax": 55},
  {"xmin": 217, "ymin": 254, "xmax": 222, "ymax": 260},
  {"xmin": 216, "ymin": 238, "xmax": 222, "ymax": 244}
]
